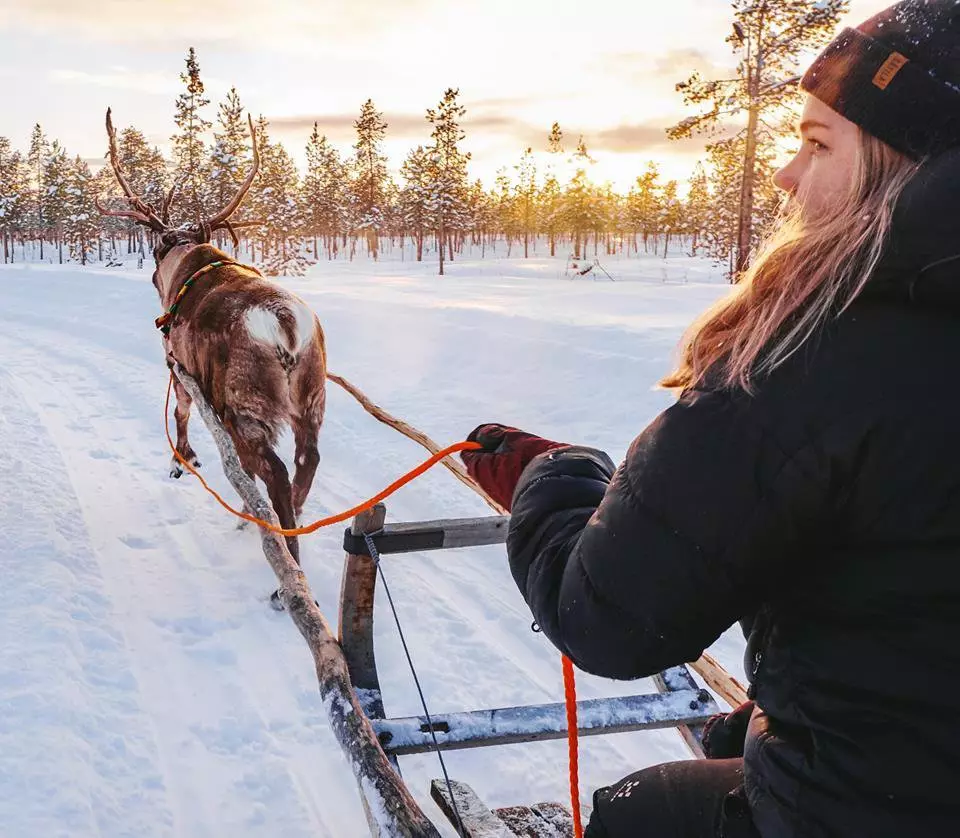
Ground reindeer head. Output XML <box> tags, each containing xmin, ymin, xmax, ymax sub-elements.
<box><xmin>95</xmin><ymin>107</ymin><xmax>260</xmax><ymax>293</ymax></box>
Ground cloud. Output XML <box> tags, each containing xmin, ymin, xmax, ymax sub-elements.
<box><xmin>593</xmin><ymin>119</ymin><xmax>739</xmax><ymax>153</ymax></box>
<box><xmin>593</xmin><ymin>47</ymin><xmax>737</xmax><ymax>90</ymax></box>
<box><xmin>266</xmin><ymin>107</ymin><xmax>540</xmax><ymax>145</ymax></box>
<box><xmin>4</xmin><ymin>0</ymin><xmax>435</xmax><ymax>52</ymax></box>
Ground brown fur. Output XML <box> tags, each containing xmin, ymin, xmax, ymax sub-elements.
<box><xmin>159</xmin><ymin>243</ymin><xmax>326</xmax><ymax>563</ymax></box>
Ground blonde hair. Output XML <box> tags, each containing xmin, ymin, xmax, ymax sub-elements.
<box><xmin>662</xmin><ymin>131</ymin><xmax>921</xmax><ymax>393</ymax></box>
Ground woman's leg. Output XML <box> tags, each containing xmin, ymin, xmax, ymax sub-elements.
<box><xmin>584</xmin><ymin>758</ymin><xmax>755</xmax><ymax>838</ymax></box>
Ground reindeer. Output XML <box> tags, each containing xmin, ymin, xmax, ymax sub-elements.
<box><xmin>96</xmin><ymin>108</ymin><xmax>326</xmax><ymax>566</ymax></box>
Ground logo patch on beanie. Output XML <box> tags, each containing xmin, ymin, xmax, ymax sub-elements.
<box><xmin>873</xmin><ymin>51</ymin><xmax>908</xmax><ymax>90</ymax></box>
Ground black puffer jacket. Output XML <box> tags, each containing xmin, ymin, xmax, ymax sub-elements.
<box><xmin>507</xmin><ymin>150</ymin><xmax>960</xmax><ymax>838</ymax></box>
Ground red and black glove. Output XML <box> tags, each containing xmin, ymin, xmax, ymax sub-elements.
<box><xmin>460</xmin><ymin>423</ymin><xmax>568</xmax><ymax>512</ymax></box>
<box><xmin>701</xmin><ymin>699</ymin><xmax>756</xmax><ymax>759</ymax></box>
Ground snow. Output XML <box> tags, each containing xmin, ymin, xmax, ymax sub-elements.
<box><xmin>0</xmin><ymin>251</ymin><xmax>747</xmax><ymax>837</ymax></box>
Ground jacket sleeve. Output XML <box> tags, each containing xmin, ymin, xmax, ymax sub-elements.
<box><xmin>506</xmin><ymin>386</ymin><xmax>828</xmax><ymax>680</ymax></box>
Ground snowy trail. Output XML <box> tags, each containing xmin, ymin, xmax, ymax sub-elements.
<box><xmin>0</xmin><ymin>257</ymin><xmax>746</xmax><ymax>837</ymax></box>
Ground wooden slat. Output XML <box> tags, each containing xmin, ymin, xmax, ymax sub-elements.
<box><xmin>338</xmin><ymin>505</ymin><xmax>388</xmax><ymax>721</ymax></box>
<box><xmin>690</xmin><ymin>652</ymin><xmax>749</xmax><ymax>709</ymax></box>
<box><xmin>342</xmin><ymin>514</ymin><xmax>510</xmax><ymax>556</ymax></box>
<box><xmin>376</xmin><ymin>688</ymin><xmax>717</xmax><ymax>755</ymax></box>
<box><xmin>430</xmin><ymin>779</ymin><xmax>514</xmax><ymax>837</ymax></box>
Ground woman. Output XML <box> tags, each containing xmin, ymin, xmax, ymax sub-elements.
<box><xmin>461</xmin><ymin>2</ymin><xmax>960</xmax><ymax>836</ymax></box>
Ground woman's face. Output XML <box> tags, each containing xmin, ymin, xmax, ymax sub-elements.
<box><xmin>773</xmin><ymin>94</ymin><xmax>861</xmax><ymax>218</ymax></box>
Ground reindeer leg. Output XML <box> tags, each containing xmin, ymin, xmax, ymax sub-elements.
<box><xmin>169</xmin><ymin>375</ymin><xmax>202</xmax><ymax>479</ymax></box>
<box><xmin>231</xmin><ymin>416</ymin><xmax>299</xmax><ymax>562</ymax></box>
<box><xmin>291</xmin><ymin>415</ymin><xmax>321</xmax><ymax>525</ymax></box>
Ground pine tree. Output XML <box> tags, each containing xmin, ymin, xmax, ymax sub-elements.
<box><xmin>685</xmin><ymin>162</ymin><xmax>711</xmax><ymax>254</ymax></box>
<box><xmin>171</xmin><ymin>46</ymin><xmax>212</xmax><ymax>225</ymax></box>
<box><xmin>251</xmin><ymin>117</ymin><xmax>310</xmax><ymax>276</ymax></box>
<box><xmin>64</xmin><ymin>155</ymin><xmax>99</xmax><ymax>265</ymax></box>
<box><xmin>351</xmin><ymin>99</ymin><xmax>389</xmax><ymax>259</ymax></box>
<box><xmin>112</xmin><ymin>126</ymin><xmax>169</xmax><ymax>253</ymax></box>
<box><xmin>302</xmin><ymin>124</ymin><xmax>346</xmax><ymax>258</ymax></box>
<box><xmin>425</xmin><ymin>87</ymin><xmax>470</xmax><ymax>276</ymax></box>
<box><xmin>42</xmin><ymin>141</ymin><xmax>72</xmax><ymax>264</ymax></box>
<box><xmin>399</xmin><ymin>145</ymin><xmax>432</xmax><ymax>261</ymax></box>
<box><xmin>669</xmin><ymin>0</ymin><xmax>847</xmax><ymax>275</ymax></box>
<box><xmin>563</xmin><ymin>136</ymin><xmax>597</xmax><ymax>259</ymax></box>
<box><xmin>659</xmin><ymin>180</ymin><xmax>684</xmax><ymax>258</ymax></box>
<box><xmin>514</xmin><ymin>147</ymin><xmax>538</xmax><ymax>258</ymax></box>
<box><xmin>627</xmin><ymin>162</ymin><xmax>662</xmax><ymax>253</ymax></box>
<box><xmin>547</xmin><ymin>122</ymin><xmax>564</xmax><ymax>155</ymax></box>
<box><xmin>0</xmin><ymin>138</ymin><xmax>28</xmax><ymax>262</ymax></box>
<box><xmin>27</xmin><ymin>124</ymin><xmax>50</xmax><ymax>259</ymax></box>
<box><xmin>209</xmin><ymin>87</ymin><xmax>251</xmax><ymax>249</ymax></box>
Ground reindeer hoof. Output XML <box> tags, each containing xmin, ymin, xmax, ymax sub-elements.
<box><xmin>169</xmin><ymin>455</ymin><xmax>201</xmax><ymax>479</ymax></box>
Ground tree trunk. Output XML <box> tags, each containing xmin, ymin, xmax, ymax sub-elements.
<box><xmin>438</xmin><ymin>219</ymin><xmax>445</xmax><ymax>276</ymax></box>
<box><xmin>736</xmin><ymin>99</ymin><xmax>760</xmax><ymax>279</ymax></box>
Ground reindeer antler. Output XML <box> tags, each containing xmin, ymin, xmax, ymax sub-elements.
<box><xmin>207</xmin><ymin>114</ymin><xmax>260</xmax><ymax>230</ymax></box>
<box><xmin>96</xmin><ymin>107</ymin><xmax>170</xmax><ymax>233</ymax></box>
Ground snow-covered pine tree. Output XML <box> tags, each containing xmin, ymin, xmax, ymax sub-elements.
<box><xmin>425</xmin><ymin>87</ymin><xmax>469</xmax><ymax>276</ymax></box>
<box><xmin>42</xmin><ymin>141</ymin><xmax>72</xmax><ymax>264</ymax></box>
<box><xmin>627</xmin><ymin>162</ymin><xmax>662</xmax><ymax>254</ymax></box>
<box><xmin>494</xmin><ymin>167</ymin><xmax>518</xmax><ymax>256</ymax></box>
<box><xmin>685</xmin><ymin>161</ymin><xmax>710</xmax><ymax>255</ymax></box>
<box><xmin>399</xmin><ymin>145</ymin><xmax>432</xmax><ymax>261</ymax></box>
<box><xmin>513</xmin><ymin>147</ymin><xmax>538</xmax><ymax>258</ymax></box>
<box><xmin>252</xmin><ymin>118</ymin><xmax>310</xmax><ymax>276</ymax></box>
<box><xmin>465</xmin><ymin>179</ymin><xmax>491</xmax><ymax>254</ymax></box>
<box><xmin>659</xmin><ymin>179</ymin><xmax>683</xmax><ymax>258</ymax></box>
<box><xmin>0</xmin><ymin>138</ymin><xmax>28</xmax><ymax>263</ymax></box>
<box><xmin>351</xmin><ymin>99</ymin><xmax>388</xmax><ymax>259</ymax></box>
<box><xmin>303</xmin><ymin>125</ymin><xmax>347</xmax><ymax>259</ymax></box>
<box><xmin>669</xmin><ymin>0</ymin><xmax>846</xmax><ymax>275</ymax></box>
<box><xmin>562</xmin><ymin>136</ymin><xmax>598</xmax><ymax>260</ymax></box>
<box><xmin>539</xmin><ymin>171</ymin><xmax>563</xmax><ymax>257</ymax></box>
<box><xmin>115</xmin><ymin>126</ymin><xmax>170</xmax><ymax>254</ymax></box>
<box><xmin>171</xmin><ymin>46</ymin><xmax>212</xmax><ymax>226</ymax></box>
<box><xmin>27</xmin><ymin>124</ymin><xmax>50</xmax><ymax>259</ymax></box>
<box><xmin>64</xmin><ymin>155</ymin><xmax>99</xmax><ymax>265</ymax></box>
<box><xmin>209</xmin><ymin>86</ymin><xmax>251</xmax><ymax>251</ymax></box>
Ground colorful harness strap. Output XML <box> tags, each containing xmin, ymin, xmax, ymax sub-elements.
<box><xmin>156</xmin><ymin>260</ymin><xmax>258</xmax><ymax>336</ymax></box>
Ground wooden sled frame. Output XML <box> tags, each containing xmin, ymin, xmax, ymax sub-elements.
<box><xmin>173</xmin><ymin>365</ymin><xmax>739</xmax><ymax>837</ymax></box>
<box><xmin>339</xmin><ymin>504</ymin><xmax>721</xmax><ymax>836</ymax></box>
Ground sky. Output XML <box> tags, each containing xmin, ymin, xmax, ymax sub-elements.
<box><xmin>0</xmin><ymin>0</ymin><xmax>892</xmax><ymax>191</ymax></box>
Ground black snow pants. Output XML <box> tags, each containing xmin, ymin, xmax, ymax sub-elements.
<box><xmin>583</xmin><ymin>758</ymin><xmax>759</xmax><ymax>838</ymax></box>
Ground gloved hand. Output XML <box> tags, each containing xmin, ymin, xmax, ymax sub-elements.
<box><xmin>701</xmin><ymin>699</ymin><xmax>756</xmax><ymax>759</ymax></box>
<box><xmin>460</xmin><ymin>423</ymin><xmax>568</xmax><ymax>511</ymax></box>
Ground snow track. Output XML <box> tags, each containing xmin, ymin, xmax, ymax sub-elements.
<box><xmin>0</xmin><ymin>258</ymin><xmax>746</xmax><ymax>837</ymax></box>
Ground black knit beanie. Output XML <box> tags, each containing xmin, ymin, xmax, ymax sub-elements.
<box><xmin>800</xmin><ymin>0</ymin><xmax>960</xmax><ymax>159</ymax></box>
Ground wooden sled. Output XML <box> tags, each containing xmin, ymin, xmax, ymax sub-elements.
<box><xmin>174</xmin><ymin>365</ymin><xmax>744</xmax><ymax>837</ymax></box>
<box><xmin>339</xmin><ymin>504</ymin><xmax>722</xmax><ymax>837</ymax></box>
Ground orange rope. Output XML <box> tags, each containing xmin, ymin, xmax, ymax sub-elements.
<box><xmin>164</xmin><ymin>371</ymin><xmax>584</xmax><ymax>832</ymax></box>
<box><xmin>164</xmin><ymin>373</ymin><xmax>481</xmax><ymax>536</ymax></box>
<box><xmin>563</xmin><ymin>655</ymin><xmax>584</xmax><ymax>838</ymax></box>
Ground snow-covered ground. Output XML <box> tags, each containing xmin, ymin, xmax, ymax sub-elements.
<box><xmin>0</xmin><ymin>252</ymin><xmax>745</xmax><ymax>837</ymax></box>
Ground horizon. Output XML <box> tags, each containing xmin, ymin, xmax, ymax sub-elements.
<box><xmin>2</xmin><ymin>0</ymin><xmax>890</xmax><ymax>190</ymax></box>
